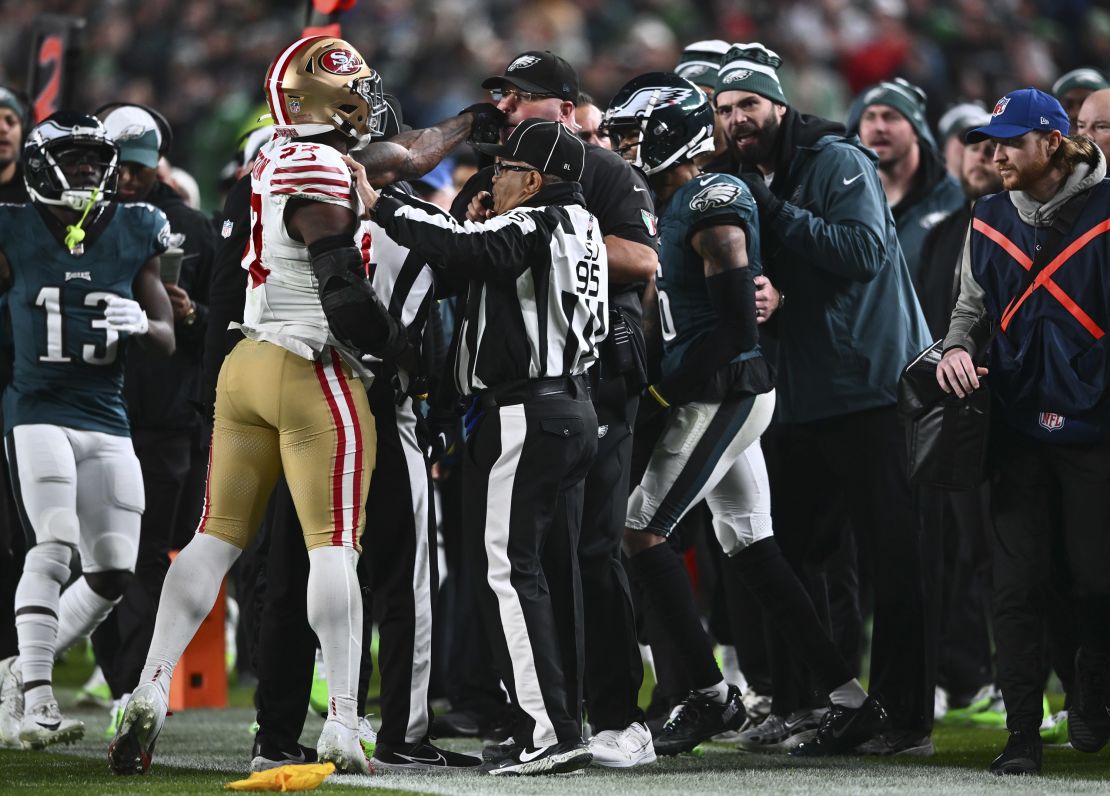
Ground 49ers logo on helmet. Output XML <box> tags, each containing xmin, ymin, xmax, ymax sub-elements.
<box><xmin>319</xmin><ymin>48</ymin><xmax>363</xmax><ymax>75</ymax></box>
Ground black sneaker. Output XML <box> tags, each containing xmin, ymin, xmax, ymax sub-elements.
<box><xmin>483</xmin><ymin>739</ymin><xmax>592</xmax><ymax>776</ymax></box>
<box><xmin>790</xmin><ymin>696</ymin><xmax>888</xmax><ymax>757</ymax></box>
<box><xmin>429</xmin><ymin>710</ymin><xmax>482</xmax><ymax>738</ymax></box>
<box><xmin>854</xmin><ymin>729</ymin><xmax>934</xmax><ymax>756</ymax></box>
<box><xmin>1069</xmin><ymin>648</ymin><xmax>1110</xmax><ymax>753</ymax></box>
<box><xmin>989</xmin><ymin>729</ymin><xmax>1042</xmax><ymax>775</ymax></box>
<box><xmin>372</xmin><ymin>739</ymin><xmax>482</xmax><ymax>772</ymax></box>
<box><xmin>652</xmin><ymin>686</ymin><xmax>747</xmax><ymax>756</ymax></box>
<box><xmin>249</xmin><ymin>732</ymin><xmax>319</xmax><ymax>772</ymax></box>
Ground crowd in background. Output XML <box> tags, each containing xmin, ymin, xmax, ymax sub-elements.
<box><xmin>0</xmin><ymin>0</ymin><xmax>1107</xmax><ymax>208</ymax></box>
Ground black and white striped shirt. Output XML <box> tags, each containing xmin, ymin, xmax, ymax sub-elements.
<box><xmin>373</xmin><ymin>183</ymin><xmax>608</xmax><ymax>395</ymax></box>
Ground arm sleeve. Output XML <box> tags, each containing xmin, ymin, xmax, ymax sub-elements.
<box><xmin>769</xmin><ymin>146</ymin><xmax>890</xmax><ymax>282</ymax></box>
<box><xmin>942</xmin><ymin>221</ymin><xmax>991</xmax><ymax>357</ymax></box>
<box><xmin>655</xmin><ymin>267</ymin><xmax>758</xmax><ymax>404</ymax></box>
<box><xmin>375</xmin><ymin>191</ymin><xmax>550</xmax><ymax>283</ymax></box>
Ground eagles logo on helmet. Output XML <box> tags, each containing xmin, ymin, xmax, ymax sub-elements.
<box><xmin>603</xmin><ymin>73</ymin><xmax>714</xmax><ymax>175</ymax></box>
<box><xmin>264</xmin><ymin>36</ymin><xmax>387</xmax><ymax>140</ymax></box>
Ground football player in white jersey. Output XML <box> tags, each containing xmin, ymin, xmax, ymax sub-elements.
<box><xmin>109</xmin><ymin>36</ymin><xmax>497</xmax><ymax>776</ymax></box>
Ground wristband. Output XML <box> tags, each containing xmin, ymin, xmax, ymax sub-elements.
<box><xmin>647</xmin><ymin>385</ymin><xmax>670</xmax><ymax>408</ymax></box>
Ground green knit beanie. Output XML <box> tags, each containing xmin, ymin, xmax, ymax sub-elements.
<box><xmin>715</xmin><ymin>43</ymin><xmax>787</xmax><ymax>105</ymax></box>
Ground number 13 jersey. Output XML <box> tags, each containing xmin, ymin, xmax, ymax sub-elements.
<box><xmin>0</xmin><ymin>201</ymin><xmax>170</xmax><ymax>436</ymax></box>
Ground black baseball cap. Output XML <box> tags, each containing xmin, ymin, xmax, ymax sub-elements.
<box><xmin>476</xmin><ymin>118</ymin><xmax>585</xmax><ymax>181</ymax></box>
<box><xmin>481</xmin><ymin>51</ymin><xmax>579</xmax><ymax>102</ymax></box>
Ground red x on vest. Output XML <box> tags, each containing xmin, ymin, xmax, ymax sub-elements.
<box><xmin>973</xmin><ymin>217</ymin><xmax>1107</xmax><ymax>340</ymax></box>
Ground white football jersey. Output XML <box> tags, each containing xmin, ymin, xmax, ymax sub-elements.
<box><xmin>237</xmin><ymin>136</ymin><xmax>370</xmax><ymax>378</ymax></box>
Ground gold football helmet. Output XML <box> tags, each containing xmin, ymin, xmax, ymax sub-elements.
<box><xmin>265</xmin><ymin>37</ymin><xmax>387</xmax><ymax>140</ymax></box>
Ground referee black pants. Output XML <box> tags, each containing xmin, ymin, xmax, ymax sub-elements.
<box><xmin>989</xmin><ymin>430</ymin><xmax>1110</xmax><ymax>731</ymax></box>
<box><xmin>464</xmin><ymin>384</ymin><xmax>597</xmax><ymax>747</ymax></box>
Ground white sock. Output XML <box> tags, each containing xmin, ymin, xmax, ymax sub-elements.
<box><xmin>14</xmin><ymin>542</ymin><xmax>71</xmax><ymax>711</ymax></box>
<box><xmin>695</xmin><ymin>679</ymin><xmax>730</xmax><ymax>705</ymax></box>
<box><xmin>55</xmin><ymin>577</ymin><xmax>118</xmax><ymax>656</ymax></box>
<box><xmin>829</xmin><ymin>678</ymin><xmax>868</xmax><ymax>709</ymax></box>
<box><xmin>138</xmin><ymin>534</ymin><xmax>240</xmax><ymax>703</ymax></box>
<box><xmin>307</xmin><ymin>546</ymin><xmax>361</xmax><ymax>730</ymax></box>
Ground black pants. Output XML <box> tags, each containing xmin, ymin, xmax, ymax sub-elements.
<box><xmin>92</xmin><ymin>429</ymin><xmax>190</xmax><ymax>697</ymax></box>
<box><xmin>464</xmin><ymin>385</ymin><xmax>597</xmax><ymax>747</ymax></box>
<box><xmin>0</xmin><ymin>423</ymin><xmax>24</xmax><ymax>660</ymax></box>
<box><xmin>772</xmin><ymin>405</ymin><xmax>933</xmax><ymax>733</ymax></box>
<box><xmin>575</xmin><ymin>376</ymin><xmax>643</xmax><ymax>731</ymax></box>
<box><xmin>254</xmin><ymin>387</ymin><xmax>437</xmax><ymax>746</ymax></box>
<box><xmin>990</xmin><ymin>431</ymin><xmax>1110</xmax><ymax>730</ymax></box>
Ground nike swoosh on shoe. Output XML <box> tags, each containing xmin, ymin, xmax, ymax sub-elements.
<box><xmin>397</xmin><ymin>752</ymin><xmax>447</xmax><ymax>765</ymax></box>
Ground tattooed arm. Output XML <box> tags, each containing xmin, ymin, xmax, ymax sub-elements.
<box><xmin>354</xmin><ymin>114</ymin><xmax>474</xmax><ymax>188</ymax></box>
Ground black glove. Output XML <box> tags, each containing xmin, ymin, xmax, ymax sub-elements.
<box><xmin>738</xmin><ymin>172</ymin><xmax>784</xmax><ymax>226</ymax></box>
<box><xmin>422</xmin><ymin>406</ymin><xmax>459</xmax><ymax>464</ymax></box>
<box><xmin>460</xmin><ymin>103</ymin><xmax>506</xmax><ymax>145</ymax></box>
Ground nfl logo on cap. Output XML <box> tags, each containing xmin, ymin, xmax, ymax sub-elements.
<box><xmin>993</xmin><ymin>96</ymin><xmax>1011</xmax><ymax>116</ymax></box>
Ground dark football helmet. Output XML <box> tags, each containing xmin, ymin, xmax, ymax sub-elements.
<box><xmin>23</xmin><ymin>112</ymin><xmax>119</xmax><ymax>210</ymax></box>
<box><xmin>603</xmin><ymin>72</ymin><xmax>714</xmax><ymax>175</ymax></box>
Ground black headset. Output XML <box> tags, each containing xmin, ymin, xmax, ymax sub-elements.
<box><xmin>93</xmin><ymin>102</ymin><xmax>175</xmax><ymax>159</ymax></box>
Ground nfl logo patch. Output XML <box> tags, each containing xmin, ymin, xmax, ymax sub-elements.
<box><xmin>992</xmin><ymin>96</ymin><xmax>1011</xmax><ymax>116</ymax></box>
<box><xmin>1038</xmin><ymin>411</ymin><xmax>1065</xmax><ymax>432</ymax></box>
<box><xmin>289</xmin><ymin>99</ymin><xmax>302</xmax><ymax>114</ymax></box>
<box><xmin>641</xmin><ymin>209</ymin><xmax>657</xmax><ymax>237</ymax></box>
<box><xmin>221</xmin><ymin>219</ymin><xmax>234</xmax><ymax>239</ymax></box>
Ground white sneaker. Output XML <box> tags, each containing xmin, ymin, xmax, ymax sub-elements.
<box><xmin>357</xmin><ymin>715</ymin><xmax>377</xmax><ymax>758</ymax></box>
<box><xmin>0</xmin><ymin>656</ymin><xmax>24</xmax><ymax>746</ymax></box>
<box><xmin>108</xmin><ymin>683</ymin><xmax>167</xmax><ymax>775</ymax></box>
<box><xmin>19</xmin><ymin>699</ymin><xmax>84</xmax><ymax>749</ymax></box>
<box><xmin>317</xmin><ymin>718</ymin><xmax>371</xmax><ymax>774</ymax></box>
<box><xmin>588</xmin><ymin>721</ymin><xmax>657</xmax><ymax>768</ymax></box>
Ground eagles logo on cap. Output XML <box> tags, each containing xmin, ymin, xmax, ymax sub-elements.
<box><xmin>508</xmin><ymin>55</ymin><xmax>541</xmax><ymax>71</ymax></box>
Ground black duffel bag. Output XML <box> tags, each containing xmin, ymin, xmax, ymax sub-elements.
<box><xmin>898</xmin><ymin>340</ymin><xmax>991</xmax><ymax>490</ymax></box>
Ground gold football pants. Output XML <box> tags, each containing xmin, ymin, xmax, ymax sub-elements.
<box><xmin>197</xmin><ymin>339</ymin><xmax>375</xmax><ymax>551</ymax></box>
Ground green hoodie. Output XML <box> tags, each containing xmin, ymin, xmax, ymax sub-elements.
<box><xmin>758</xmin><ymin>109</ymin><xmax>932</xmax><ymax>423</ymax></box>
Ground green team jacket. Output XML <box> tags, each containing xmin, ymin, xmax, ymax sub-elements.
<box><xmin>758</xmin><ymin>110</ymin><xmax>931</xmax><ymax>424</ymax></box>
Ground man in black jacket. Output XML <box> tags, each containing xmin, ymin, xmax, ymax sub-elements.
<box><xmin>93</xmin><ymin>106</ymin><xmax>214</xmax><ymax>722</ymax></box>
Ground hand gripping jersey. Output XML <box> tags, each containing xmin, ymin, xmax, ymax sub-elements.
<box><xmin>0</xmin><ymin>202</ymin><xmax>169</xmax><ymax>435</ymax></box>
<box><xmin>656</xmin><ymin>172</ymin><xmax>762</xmax><ymax>379</ymax></box>
<box><xmin>238</xmin><ymin>136</ymin><xmax>370</xmax><ymax>379</ymax></box>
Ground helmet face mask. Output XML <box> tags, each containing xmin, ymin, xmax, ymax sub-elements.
<box><xmin>266</xmin><ymin>37</ymin><xmax>388</xmax><ymax>140</ymax></box>
<box><xmin>603</xmin><ymin>73</ymin><xmax>715</xmax><ymax>175</ymax></box>
<box><xmin>23</xmin><ymin>112</ymin><xmax>119</xmax><ymax>210</ymax></box>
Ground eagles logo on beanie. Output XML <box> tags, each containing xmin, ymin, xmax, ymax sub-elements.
<box><xmin>675</xmin><ymin>40</ymin><xmax>731</xmax><ymax>88</ymax></box>
<box><xmin>847</xmin><ymin>78</ymin><xmax>936</xmax><ymax>149</ymax></box>
<box><xmin>715</xmin><ymin>43</ymin><xmax>787</xmax><ymax>104</ymax></box>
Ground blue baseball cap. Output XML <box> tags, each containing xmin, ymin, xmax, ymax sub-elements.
<box><xmin>965</xmin><ymin>88</ymin><xmax>1069</xmax><ymax>143</ymax></box>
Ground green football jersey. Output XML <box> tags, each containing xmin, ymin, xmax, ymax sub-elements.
<box><xmin>656</xmin><ymin>172</ymin><xmax>762</xmax><ymax>380</ymax></box>
<box><xmin>0</xmin><ymin>201</ymin><xmax>169</xmax><ymax>435</ymax></box>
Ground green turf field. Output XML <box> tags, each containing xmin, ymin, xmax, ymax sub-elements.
<box><xmin>5</xmin><ymin>653</ymin><xmax>1110</xmax><ymax>794</ymax></box>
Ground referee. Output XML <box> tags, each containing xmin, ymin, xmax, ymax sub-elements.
<box><xmin>454</xmin><ymin>52</ymin><xmax>659</xmax><ymax>766</ymax></box>
<box><xmin>346</xmin><ymin>118</ymin><xmax>607</xmax><ymax>776</ymax></box>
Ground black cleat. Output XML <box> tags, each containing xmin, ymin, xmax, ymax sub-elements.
<box><xmin>989</xmin><ymin>729</ymin><xmax>1042</xmax><ymax>775</ymax></box>
<box><xmin>652</xmin><ymin>685</ymin><xmax>747</xmax><ymax>756</ymax></box>
<box><xmin>483</xmin><ymin>739</ymin><xmax>592</xmax><ymax>776</ymax></box>
<box><xmin>1069</xmin><ymin>648</ymin><xmax>1110</xmax><ymax>753</ymax></box>
<box><xmin>790</xmin><ymin>696</ymin><xmax>888</xmax><ymax>757</ymax></box>
<box><xmin>250</xmin><ymin>732</ymin><xmax>319</xmax><ymax>772</ymax></box>
<box><xmin>373</xmin><ymin>739</ymin><xmax>482</xmax><ymax>772</ymax></box>
<box><xmin>428</xmin><ymin>710</ymin><xmax>482</xmax><ymax>738</ymax></box>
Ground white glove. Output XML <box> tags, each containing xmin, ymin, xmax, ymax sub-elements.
<box><xmin>104</xmin><ymin>296</ymin><xmax>149</xmax><ymax>335</ymax></box>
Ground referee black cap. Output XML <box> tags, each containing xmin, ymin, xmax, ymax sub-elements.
<box><xmin>477</xmin><ymin>118</ymin><xmax>585</xmax><ymax>181</ymax></box>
